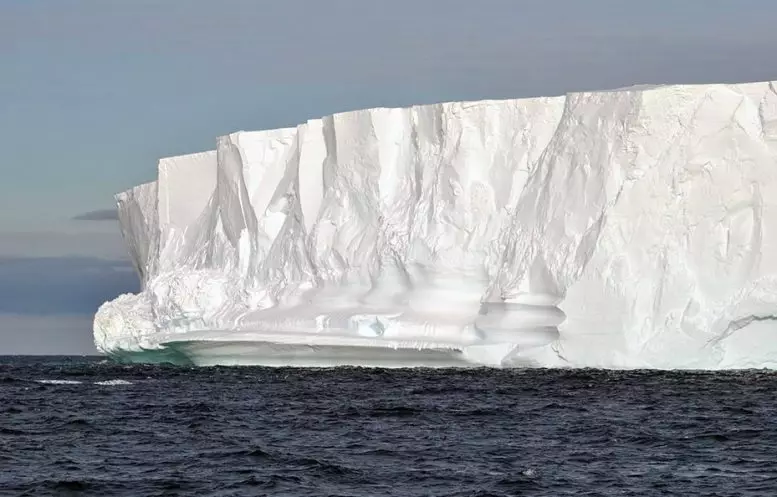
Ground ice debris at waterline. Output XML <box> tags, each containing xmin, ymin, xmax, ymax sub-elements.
<box><xmin>95</xmin><ymin>81</ymin><xmax>777</xmax><ymax>369</ymax></box>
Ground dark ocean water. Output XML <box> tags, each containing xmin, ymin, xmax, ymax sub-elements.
<box><xmin>1</xmin><ymin>357</ymin><xmax>777</xmax><ymax>497</ymax></box>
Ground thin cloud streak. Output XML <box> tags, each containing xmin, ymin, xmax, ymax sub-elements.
<box><xmin>72</xmin><ymin>209</ymin><xmax>119</xmax><ymax>221</ymax></box>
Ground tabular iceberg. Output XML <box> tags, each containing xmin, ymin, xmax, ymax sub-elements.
<box><xmin>95</xmin><ymin>81</ymin><xmax>777</xmax><ymax>369</ymax></box>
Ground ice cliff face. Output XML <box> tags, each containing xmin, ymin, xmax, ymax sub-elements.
<box><xmin>95</xmin><ymin>81</ymin><xmax>777</xmax><ymax>368</ymax></box>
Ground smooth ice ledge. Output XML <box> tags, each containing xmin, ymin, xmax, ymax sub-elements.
<box><xmin>96</xmin><ymin>80</ymin><xmax>777</xmax><ymax>369</ymax></box>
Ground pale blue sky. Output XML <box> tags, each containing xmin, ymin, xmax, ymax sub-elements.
<box><xmin>1</xmin><ymin>0</ymin><xmax>775</xmax><ymax>353</ymax></box>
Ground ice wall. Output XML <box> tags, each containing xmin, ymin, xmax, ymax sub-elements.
<box><xmin>115</xmin><ymin>181</ymin><xmax>158</xmax><ymax>286</ymax></box>
<box><xmin>95</xmin><ymin>80</ymin><xmax>777</xmax><ymax>368</ymax></box>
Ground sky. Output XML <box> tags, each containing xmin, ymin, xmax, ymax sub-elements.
<box><xmin>1</xmin><ymin>0</ymin><xmax>776</xmax><ymax>354</ymax></box>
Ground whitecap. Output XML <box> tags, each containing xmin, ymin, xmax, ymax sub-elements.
<box><xmin>94</xmin><ymin>379</ymin><xmax>133</xmax><ymax>386</ymax></box>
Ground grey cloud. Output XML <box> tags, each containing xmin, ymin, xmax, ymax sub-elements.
<box><xmin>0</xmin><ymin>256</ymin><xmax>139</xmax><ymax>315</ymax></box>
<box><xmin>72</xmin><ymin>209</ymin><xmax>119</xmax><ymax>221</ymax></box>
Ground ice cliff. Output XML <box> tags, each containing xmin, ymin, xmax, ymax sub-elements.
<box><xmin>94</xmin><ymin>81</ymin><xmax>777</xmax><ymax>368</ymax></box>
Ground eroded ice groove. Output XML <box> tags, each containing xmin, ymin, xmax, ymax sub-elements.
<box><xmin>95</xmin><ymin>81</ymin><xmax>777</xmax><ymax>369</ymax></box>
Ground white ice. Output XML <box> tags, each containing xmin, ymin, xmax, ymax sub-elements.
<box><xmin>95</xmin><ymin>81</ymin><xmax>777</xmax><ymax>369</ymax></box>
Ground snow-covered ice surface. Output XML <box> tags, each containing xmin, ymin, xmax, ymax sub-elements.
<box><xmin>95</xmin><ymin>81</ymin><xmax>777</xmax><ymax>369</ymax></box>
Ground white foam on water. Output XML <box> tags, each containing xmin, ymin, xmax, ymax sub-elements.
<box><xmin>94</xmin><ymin>379</ymin><xmax>134</xmax><ymax>386</ymax></box>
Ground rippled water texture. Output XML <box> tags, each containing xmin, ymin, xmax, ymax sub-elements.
<box><xmin>2</xmin><ymin>357</ymin><xmax>777</xmax><ymax>496</ymax></box>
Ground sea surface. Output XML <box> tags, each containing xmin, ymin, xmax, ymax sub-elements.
<box><xmin>1</xmin><ymin>357</ymin><xmax>777</xmax><ymax>496</ymax></box>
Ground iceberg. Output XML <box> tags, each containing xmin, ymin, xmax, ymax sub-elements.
<box><xmin>95</xmin><ymin>81</ymin><xmax>777</xmax><ymax>369</ymax></box>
